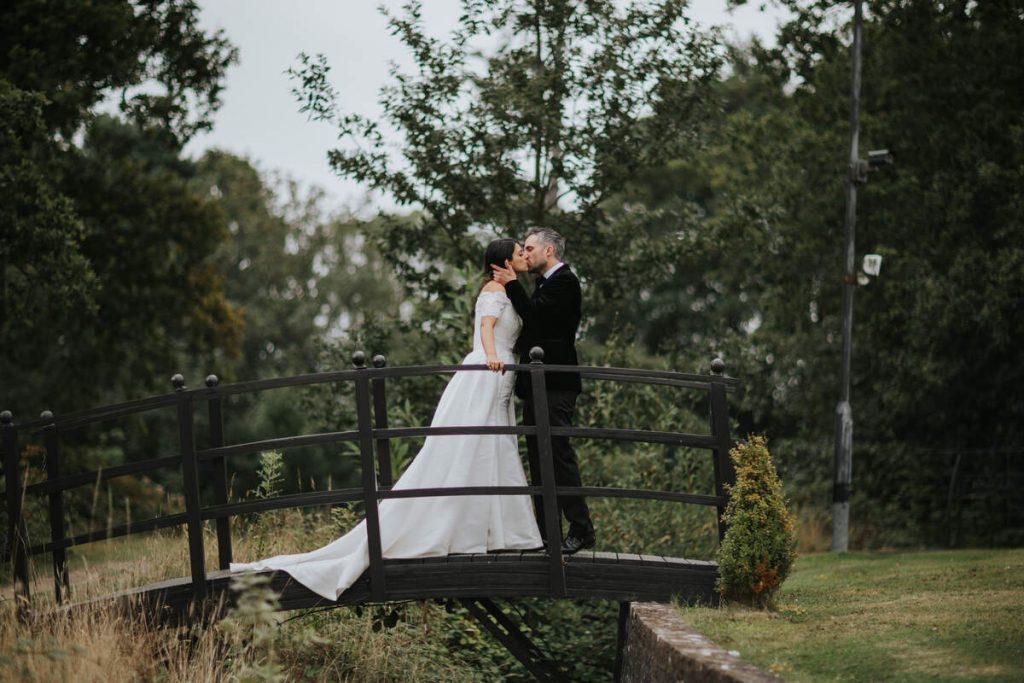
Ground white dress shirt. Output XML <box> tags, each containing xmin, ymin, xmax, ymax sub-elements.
<box><xmin>541</xmin><ymin>261</ymin><xmax>565</xmax><ymax>281</ymax></box>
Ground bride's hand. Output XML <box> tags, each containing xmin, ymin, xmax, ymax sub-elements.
<box><xmin>491</xmin><ymin>261</ymin><xmax>516</xmax><ymax>285</ymax></box>
<box><xmin>486</xmin><ymin>355</ymin><xmax>505</xmax><ymax>373</ymax></box>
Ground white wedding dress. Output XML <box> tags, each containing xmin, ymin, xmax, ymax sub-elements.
<box><xmin>230</xmin><ymin>290</ymin><xmax>542</xmax><ymax>601</ymax></box>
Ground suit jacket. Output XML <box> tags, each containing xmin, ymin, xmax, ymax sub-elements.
<box><xmin>505</xmin><ymin>264</ymin><xmax>583</xmax><ymax>399</ymax></box>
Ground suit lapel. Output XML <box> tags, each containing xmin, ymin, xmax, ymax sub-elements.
<box><xmin>535</xmin><ymin>264</ymin><xmax>571</xmax><ymax>293</ymax></box>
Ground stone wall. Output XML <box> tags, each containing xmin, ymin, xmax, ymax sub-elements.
<box><xmin>619</xmin><ymin>602</ymin><xmax>780</xmax><ymax>683</ymax></box>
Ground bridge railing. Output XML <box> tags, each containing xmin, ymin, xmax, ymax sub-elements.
<box><xmin>1</xmin><ymin>350</ymin><xmax>736</xmax><ymax>612</ymax></box>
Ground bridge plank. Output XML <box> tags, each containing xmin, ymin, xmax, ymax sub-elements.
<box><xmin>75</xmin><ymin>553</ymin><xmax>717</xmax><ymax>624</ymax></box>
<box><xmin>613</xmin><ymin>552</ymin><xmax>647</xmax><ymax>565</ymax></box>
<box><xmin>659</xmin><ymin>555</ymin><xmax>717</xmax><ymax>567</ymax></box>
<box><xmin>569</xmin><ymin>549</ymin><xmax>597</xmax><ymax>563</ymax></box>
<box><xmin>470</xmin><ymin>553</ymin><xmax>498</xmax><ymax>563</ymax></box>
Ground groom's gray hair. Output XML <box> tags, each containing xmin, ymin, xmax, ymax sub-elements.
<box><xmin>525</xmin><ymin>227</ymin><xmax>566</xmax><ymax>260</ymax></box>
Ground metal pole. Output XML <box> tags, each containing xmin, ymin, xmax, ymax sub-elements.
<box><xmin>833</xmin><ymin>0</ymin><xmax>864</xmax><ymax>553</ymax></box>
<box><xmin>353</xmin><ymin>351</ymin><xmax>386</xmax><ymax>601</ymax></box>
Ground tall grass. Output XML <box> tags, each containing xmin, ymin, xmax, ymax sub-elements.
<box><xmin>0</xmin><ymin>452</ymin><xmax>543</xmax><ymax>681</ymax></box>
<box><xmin>0</xmin><ymin>578</ymin><xmax>505</xmax><ymax>681</ymax></box>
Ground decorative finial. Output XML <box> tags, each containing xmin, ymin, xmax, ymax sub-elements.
<box><xmin>529</xmin><ymin>346</ymin><xmax>545</xmax><ymax>363</ymax></box>
<box><xmin>352</xmin><ymin>350</ymin><xmax>367</xmax><ymax>369</ymax></box>
<box><xmin>171</xmin><ymin>374</ymin><xmax>186</xmax><ymax>391</ymax></box>
<box><xmin>40</xmin><ymin>410</ymin><xmax>54</xmax><ymax>421</ymax></box>
<box><xmin>710</xmin><ymin>357</ymin><xmax>725</xmax><ymax>376</ymax></box>
<box><xmin>205</xmin><ymin>374</ymin><xmax>220</xmax><ymax>388</ymax></box>
<box><xmin>372</xmin><ymin>354</ymin><xmax>387</xmax><ymax>368</ymax></box>
<box><xmin>0</xmin><ymin>410</ymin><xmax>12</xmax><ymax>425</ymax></box>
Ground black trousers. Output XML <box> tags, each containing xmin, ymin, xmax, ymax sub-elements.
<box><xmin>522</xmin><ymin>390</ymin><xmax>594</xmax><ymax>541</ymax></box>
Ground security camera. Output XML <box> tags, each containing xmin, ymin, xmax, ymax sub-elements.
<box><xmin>852</xmin><ymin>149</ymin><xmax>894</xmax><ymax>183</ymax></box>
<box><xmin>867</xmin><ymin>149</ymin><xmax>893</xmax><ymax>168</ymax></box>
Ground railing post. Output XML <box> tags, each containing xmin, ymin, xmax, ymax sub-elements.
<box><xmin>206</xmin><ymin>375</ymin><xmax>232</xmax><ymax>570</ymax></box>
<box><xmin>529</xmin><ymin>347</ymin><xmax>567</xmax><ymax>597</ymax></box>
<box><xmin>174</xmin><ymin>374</ymin><xmax>207</xmax><ymax>602</ymax></box>
<box><xmin>371</xmin><ymin>355</ymin><xmax>393</xmax><ymax>487</ymax></box>
<box><xmin>2</xmin><ymin>410</ymin><xmax>31</xmax><ymax>616</ymax></box>
<box><xmin>41</xmin><ymin>412</ymin><xmax>71</xmax><ymax>603</ymax></box>
<box><xmin>2</xmin><ymin>411</ymin><xmax>31</xmax><ymax>615</ymax></box>
<box><xmin>708</xmin><ymin>358</ymin><xmax>736</xmax><ymax>543</ymax></box>
<box><xmin>353</xmin><ymin>351</ymin><xmax>386</xmax><ymax>601</ymax></box>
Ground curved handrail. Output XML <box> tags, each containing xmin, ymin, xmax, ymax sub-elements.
<box><xmin>1</xmin><ymin>355</ymin><xmax>736</xmax><ymax>611</ymax></box>
<box><xmin>9</xmin><ymin>424</ymin><xmax>717</xmax><ymax>498</ymax></box>
<box><xmin>24</xmin><ymin>455</ymin><xmax>181</xmax><ymax>496</ymax></box>
<box><xmin>7</xmin><ymin>362</ymin><xmax>736</xmax><ymax>434</ymax></box>
<box><xmin>196</xmin><ymin>430</ymin><xmax>362</xmax><ymax>461</ymax></box>
<box><xmin>28</xmin><ymin>513</ymin><xmax>188</xmax><ymax>555</ymax></box>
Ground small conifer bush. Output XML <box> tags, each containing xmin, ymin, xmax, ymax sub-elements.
<box><xmin>716</xmin><ymin>435</ymin><xmax>797</xmax><ymax>608</ymax></box>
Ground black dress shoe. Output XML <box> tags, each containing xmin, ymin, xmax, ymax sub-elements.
<box><xmin>560</xmin><ymin>534</ymin><xmax>595</xmax><ymax>555</ymax></box>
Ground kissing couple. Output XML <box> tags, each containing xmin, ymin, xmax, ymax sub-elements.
<box><xmin>232</xmin><ymin>227</ymin><xmax>595</xmax><ymax>601</ymax></box>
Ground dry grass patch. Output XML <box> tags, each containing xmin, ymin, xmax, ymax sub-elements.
<box><xmin>0</xmin><ymin>598</ymin><xmax>225</xmax><ymax>682</ymax></box>
<box><xmin>1</xmin><ymin>504</ymin><xmax>505</xmax><ymax>681</ymax></box>
<box><xmin>6</xmin><ymin>503</ymin><xmax>353</xmax><ymax>610</ymax></box>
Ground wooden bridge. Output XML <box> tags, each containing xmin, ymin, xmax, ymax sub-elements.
<box><xmin>2</xmin><ymin>350</ymin><xmax>736</xmax><ymax>680</ymax></box>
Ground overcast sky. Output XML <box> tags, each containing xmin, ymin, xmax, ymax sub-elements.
<box><xmin>186</xmin><ymin>1</ymin><xmax>788</xmax><ymax>214</ymax></box>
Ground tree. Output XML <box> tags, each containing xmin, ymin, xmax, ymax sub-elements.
<box><xmin>193</xmin><ymin>151</ymin><xmax>403</xmax><ymax>382</ymax></box>
<box><xmin>291</xmin><ymin>0</ymin><xmax>723</xmax><ymax>324</ymax></box>
<box><xmin>0</xmin><ymin>81</ymin><xmax>97</xmax><ymax>385</ymax></box>
<box><xmin>0</xmin><ymin>0</ymin><xmax>236</xmax><ymax>141</ymax></box>
<box><xmin>700</xmin><ymin>1</ymin><xmax>1024</xmax><ymax>544</ymax></box>
<box><xmin>0</xmin><ymin>1</ymin><xmax>240</xmax><ymax>413</ymax></box>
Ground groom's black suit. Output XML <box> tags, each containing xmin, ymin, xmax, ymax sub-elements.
<box><xmin>505</xmin><ymin>264</ymin><xmax>594</xmax><ymax>542</ymax></box>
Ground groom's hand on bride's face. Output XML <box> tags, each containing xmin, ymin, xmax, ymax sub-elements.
<box><xmin>491</xmin><ymin>262</ymin><xmax>516</xmax><ymax>285</ymax></box>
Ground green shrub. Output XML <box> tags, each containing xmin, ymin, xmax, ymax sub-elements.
<box><xmin>716</xmin><ymin>435</ymin><xmax>797</xmax><ymax>608</ymax></box>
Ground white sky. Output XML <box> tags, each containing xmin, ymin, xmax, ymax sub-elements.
<box><xmin>186</xmin><ymin>1</ymin><xmax>788</xmax><ymax>214</ymax></box>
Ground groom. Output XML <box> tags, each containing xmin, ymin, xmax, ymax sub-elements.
<box><xmin>492</xmin><ymin>227</ymin><xmax>595</xmax><ymax>554</ymax></box>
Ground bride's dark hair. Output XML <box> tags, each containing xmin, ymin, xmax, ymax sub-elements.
<box><xmin>480</xmin><ymin>238</ymin><xmax>517</xmax><ymax>287</ymax></box>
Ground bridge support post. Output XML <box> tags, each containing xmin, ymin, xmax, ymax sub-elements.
<box><xmin>42</xmin><ymin>418</ymin><xmax>71</xmax><ymax>603</ymax></box>
<box><xmin>461</xmin><ymin>598</ymin><xmax>567</xmax><ymax>682</ymax></box>
<box><xmin>205</xmin><ymin>375</ymin><xmax>233</xmax><ymax>570</ymax></box>
<box><xmin>175</xmin><ymin>376</ymin><xmax>207</xmax><ymax>603</ymax></box>
<box><xmin>354</xmin><ymin>352</ymin><xmax>387</xmax><ymax>601</ymax></box>
<box><xmin>2</xmin><ymin>410</ymin><xmax>31</xmax><ymax>618</ymax></box>
<box><xmin>614</xmin><ymin>601</ymin><xmax>630</xmax><ymax>682</ymax></box>
<box><xmin>529</xmin><ymin>348</ymin><xmax>567</xmax><ymax>598</ymax></box>
<box><xmin>371</xmin><ymin>355</ymin><xmax>393</xmax><ymax>488</ymax></box>
<box><xmin>709</xmin><ymin>359</ymin><xmax>736</xmax><ymax>542</ymax></box>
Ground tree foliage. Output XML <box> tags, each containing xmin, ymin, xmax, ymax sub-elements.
<box><xmin>193</xmin><ymin>151</ymin><xmax>402</xmax><ymax>382</ymax></box>
<box><xmin>0</xmin><ymin>0</ymin><xmax>236</xmax><ymax>141</ymax></box>
<box><xmin>682</xmin><ymin>1</ymin><xmax>1024</xmax><ymax>544</ymax></box>
<box><xmin>0</xmin><ymin>81</ymin><xmax>97</xmax><ymax>365</ymax></box>
<box><xmin>0</xmin><ymin>1</ymin><xmax>240</xmax><ymax>413</ymax></box>
<box><xmin>291</xmin><ymin>0</ymin><xmax>723</xmax><ymax>317</ymax></box>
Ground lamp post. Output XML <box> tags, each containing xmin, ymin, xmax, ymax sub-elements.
<box><xmin>832</xmin><ymin>0</ymin><xmax>895</xmax><ymax>552</ymax></box>
<box><xmin>832</xmin><ymin>0</ymin><xmax>864</xmax><ymax>553</ymax></box>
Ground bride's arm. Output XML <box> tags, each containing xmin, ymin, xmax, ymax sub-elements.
<box><xmin>480</xmin><ymin>316</ymin><xmax>504</xmax><ymax>373</ymax></box>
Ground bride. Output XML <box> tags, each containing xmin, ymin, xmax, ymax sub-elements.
<box><xmin>231</xmin><ymin>238</ymin><xmax>543</xmax><ymax>601</ymax></box>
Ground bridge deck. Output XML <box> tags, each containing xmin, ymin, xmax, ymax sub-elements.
<box><xmin>102</xmin><ymin>550</ymin><xmax>717</xmax><ymax>621</ymax></box>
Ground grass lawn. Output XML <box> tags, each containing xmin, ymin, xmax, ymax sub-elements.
<box><xmin>677</xmin><ymin>548</ymin><xmax>1024</xmax><ymax>682</ymax></box>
